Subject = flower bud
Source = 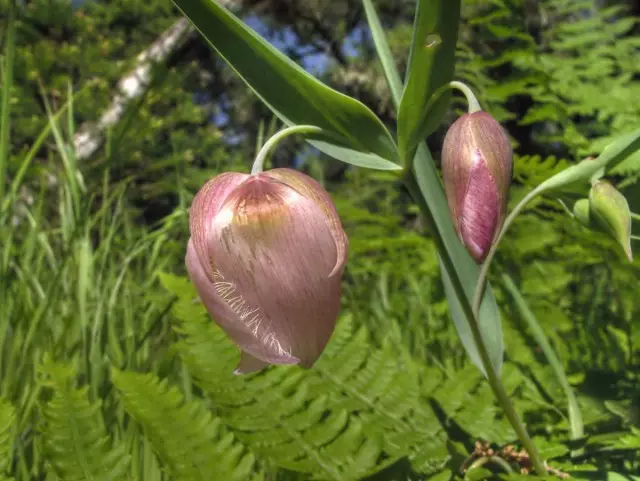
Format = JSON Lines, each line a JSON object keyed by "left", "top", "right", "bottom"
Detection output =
{"left": 186, "top": 169, "right": 348, "bottom": 374}
{"left": 572, "top": 198, "right": 591, "bottom": 227}
{"left": 442, "top": 111, "right": 513, "bottom": 263}
{"left": 589, "top": 181, "right": 632, "bottom": 261}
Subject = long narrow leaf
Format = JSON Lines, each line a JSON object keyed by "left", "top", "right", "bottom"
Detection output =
{"left": 502, "top": 273, "right": 584, "bottom": 440}
{"left": 0, "top": 4, "right": 16, "bottom": 202}
{"left": 397, "top": 0, "right": 460, "bottom": 161}
{"left": 362, "top": 0, "right": 503, "bottom": 376}
{"left": 413, "top": 144, "right": 503, "bottom": 376}
{"left": 173, "top": 0, "right": 400, "bottom": 170}
{"left": 362, "top": 0, "right": 403, "bottom": 109}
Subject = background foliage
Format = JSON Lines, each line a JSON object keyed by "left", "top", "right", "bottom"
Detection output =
{"left": 0, "top": 0, "right": 639, "bottom": 480}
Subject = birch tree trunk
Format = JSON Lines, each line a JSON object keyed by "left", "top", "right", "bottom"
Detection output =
{"left": 73, "top": 0, "right": 243, "bottom": 161}
{"left": 73, "top": 18, "right": 194, "bottom": 161}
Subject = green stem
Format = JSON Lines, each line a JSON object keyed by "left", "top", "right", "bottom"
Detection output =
{"left": 251, "top": 125, "right": 324, "bottom": 174}
{"left": 402, "top": 80, "right": 482, "bottom": 172}
{"left": 630, "top": 212, "right": 640, "bottom": 222}
{"left": 403, "top": 171, "right": 546, "bottom": 476}
{"left": 472, "top": 185, "right": 545, "bottom": 318}
{"left": 0, "top": 3, "right": 16, "bottom": 203}
{"left": 449, "top": 81, "right": 482, "bottom": 113}
{"left": 467, "top": 456, "right": 514, "bottom": 474}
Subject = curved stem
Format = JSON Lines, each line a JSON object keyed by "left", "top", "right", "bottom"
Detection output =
{"left": 449, "top": 80, "right": 482, "bottom": 113}
{"left": 467, "top": 456, "right": 514, "bottom": 474}
{"left": 251, "top": 125, "right": 324, "bottom": 174}
{"left": 472, "top": 185, "right": 545, "bottom": 318}
{"left": 402, "top": 80, "right": 482, "bottom": 173}
{"left": 403, "top": 170, "right": 546, "bottom": 475}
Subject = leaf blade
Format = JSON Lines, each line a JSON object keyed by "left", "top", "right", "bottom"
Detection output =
{"left": 362, "top": 0, "right": 403, "bottom": 108}
{"left": 502, "top": 273, "right": 584, "bottom": 440}
{"left": 173, "top": 0, "right": 400, "bottom": 169}
{"left": 398, "top": 0, "right": 460, "bottom": 159}
{"left": 413, "top": 144, "right": 503, "bottom": 376}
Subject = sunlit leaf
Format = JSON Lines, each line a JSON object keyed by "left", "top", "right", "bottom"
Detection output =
{"left": 173, "top": 0, "right": 401, "bottom": 170}
{"left": 397, "top": 0, "right": 460, "bottom": 161}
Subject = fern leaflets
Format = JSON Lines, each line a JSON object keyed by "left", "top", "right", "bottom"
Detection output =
{"left": 112, "top": 369, "right": 263, "bottom": 481}
{"left": 38, "top": 358, "right": 130, "bottom": 481}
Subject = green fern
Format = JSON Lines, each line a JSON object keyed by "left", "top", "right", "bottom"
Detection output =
{"left": 162, "top": 272, "right": 579, "bottom": 479}
{"left": 0, "top": 398, "right": 15, "bottom": 480}
{"left": 111, "top": 369, "right": 263, "bottom": 481}
{"left": 38, "top": 357, "right": 130, "bottom": 481}
{"left": 162, "top": 272, "right": 450, "bottom": 479}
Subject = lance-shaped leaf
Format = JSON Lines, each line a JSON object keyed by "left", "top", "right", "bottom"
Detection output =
{"left": 413, "top": 144, "right": 503, "bottom": 377}
{"left": 397, "top": 0, "right": 460, "bottom": 161}
{"left": 362, "top": 1, "right": 502, "bottom": 376}
{"left": 173, "top": 0, "right": 400, "bottom": 170}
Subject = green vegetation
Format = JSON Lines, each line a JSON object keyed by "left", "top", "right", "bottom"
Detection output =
{"left": 0, "top": 0, "right": 638, "bottom": 480}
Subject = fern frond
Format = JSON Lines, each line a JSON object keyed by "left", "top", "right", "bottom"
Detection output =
{"left": 162, "top": 272, "right": 452, "bottom": 479}
{"left": 38, "top": 357, "right": 130, "bottom": 481}
{"left": 513, "top": 155, "right": 572, "bottom": 188}
{"left": 0, "top": 398, "right": 15, "bottom": 478}
{"left": 112, "top": 369, "right": 263, "bottom": 481}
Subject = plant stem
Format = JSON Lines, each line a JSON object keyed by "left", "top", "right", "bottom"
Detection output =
{"left": 251, "top": 125, "right": 324, "bottom": 174}
{"left": 472, "top": 185, "right": 544, "bottom": 317}
{"left": 449, "top": 80, "right": 482, "bottom": 113}
{"left": 630, "top": 211, "right": 640, "bottom": 221}
{"left": 403, "top": 170, "right": 546, "bottom": 476}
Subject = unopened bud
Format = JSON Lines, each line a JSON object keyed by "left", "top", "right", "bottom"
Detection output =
{"left": 442, "top": 111, "right": 513, "bottom": 263}
{"left": 186, "top": 169, "right": 349, "bottom": 374}
{"left": 589, "top": 181, "right": 633, "bottom": 261}
{"left": 572, "top": 198, "right": 591, "bottom": 227}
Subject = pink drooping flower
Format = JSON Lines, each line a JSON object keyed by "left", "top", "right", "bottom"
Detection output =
{"left": 186, "top": 168, "right": 348, "bottom": 374}
{"left": 441, "top": 111, "right": 513, "bottom": 263}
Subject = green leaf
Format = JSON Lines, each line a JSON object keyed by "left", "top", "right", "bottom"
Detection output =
{"left": 502, "top": 274, "right": 584, "bottom": 440}
{"left": 397, "top": 0, "right": 461, "bottom": 161}
{"left": 113, "top": 369, "right": 263, "bottom": 481}
{"left": 0, "top": 398, "right": 15, "bottom": 476}
{"left": 539, "top": 127, "right": 640, "bottom": 193}
{"left": 410, "top": 144, "right": 503, "bottom": 376}
{"left": 441, "top": 255, "right": 502, "bottom": 378}
{"left": 173, "top": 0, "right": 400, "bottom": 170}
{"left": 38, "top": 358, "right": 131, "bottom": 481}
{"left": 362, "top": 0, "right": 403, "bottom": 109}
{"left": 363, "top": 1, "right": 502, "bottom": 377}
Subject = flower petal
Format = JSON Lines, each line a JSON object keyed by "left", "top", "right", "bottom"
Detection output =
{"left": 264, "top": 168, "right": 348, "bottom": 277}
{"left": 185, "top": 239, "right": 301, "bottom": 367}
{"left": 189, "top": 172, "right": 249, "bottom": 280}
{"left": 234, "top": 351, "right": 271, "bottom": 375}
{"left": 460, "top": 156, "right": 499, "bottom": 262}
{"left": 210, "top": 175, "right": 342, "bottom": 368}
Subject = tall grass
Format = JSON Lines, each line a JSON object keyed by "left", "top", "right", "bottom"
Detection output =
{"left": 0, "top": 18, "right": 189, "bottom": 477}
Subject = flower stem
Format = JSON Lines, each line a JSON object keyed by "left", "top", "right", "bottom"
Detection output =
{"left": 449, "top": 80, "right": 482, "bottom": 113}
{"left": 403, "top": 169, "right": 546, "bottom": 476}
{"left": 472, "top": 185, "right": 544, "bottom": 318}
{"left": 251, "top": 125, "right": 324, "bottom": 174}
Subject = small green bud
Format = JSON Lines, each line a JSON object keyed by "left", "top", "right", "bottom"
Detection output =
{"left": 573, "top": 183, "right": 633, "bottom": 261}
{"left": 572, "top": 198, "right": 591, "bottom": 227}
{"left": 589, "top": 181, "right": 632, "bottom": 262}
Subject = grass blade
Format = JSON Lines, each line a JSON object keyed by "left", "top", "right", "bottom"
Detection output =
{"left": 362, "top": 0, "right": 403, "bottom": 109}
{"left": 502, "top": 273, "right": 584, "bottom": 440}
{"left": 0, "top": 4, "right": 15, "bottom": 202}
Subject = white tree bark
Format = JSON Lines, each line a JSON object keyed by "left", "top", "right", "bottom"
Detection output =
{"left": 73, "top": 18, "right": 194, "bottom": 160}
{"left": 73, "top": 0, "right": 244, "bottom": 161}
